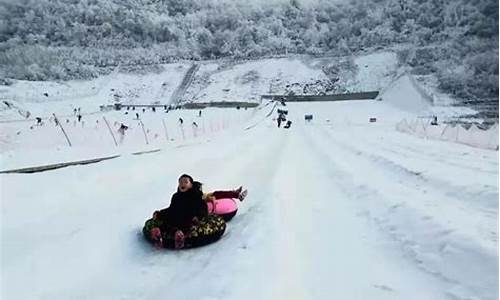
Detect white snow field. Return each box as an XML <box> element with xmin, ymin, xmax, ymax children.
<box><xmin>0</xmin><ymin>107</ymin><xmax>254</xmax><ymax>170</ymax></box>
<box><xmin>1</xmin><ymin>51</ymin><xmax>497</xmax><ymax>300</ymax></box>
<box><xmin>1</xmin><ymin>97</ymin><xmax>498</xmax><ymax>300</ymax></box>
<box><xmin>185</xmin><ymin>57</ymin><xmax>328</xmax><ymax>103</ymax></box>
<box><xmin>0</xmin><ymin>62</ymin><xmax>190</xmax><ymax>120</ymax></box>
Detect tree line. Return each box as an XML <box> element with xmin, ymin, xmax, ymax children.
<box><xmin>0</xmin><ymin>0</ymin><xmax>497</xmax><ymax>101</ymax></box>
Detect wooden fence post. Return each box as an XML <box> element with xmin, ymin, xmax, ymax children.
<box><xmin>102</xmin><ymin>116</ymin><xmax>118</xmax><ymax>147</ymax></box>
<box><xmin>162</xmin><ymin>119</ymin><xmax>169</xmax><ymax>141</ymax></box>
<box><xmin>140</xmin><ymin>121</ymin><xmax>149</xmax><ymax>145</ymax></box>
<box><xmin>53</xmin><ymin>113</ymin><xmax>72</xmax><ymax>147</ymax></box>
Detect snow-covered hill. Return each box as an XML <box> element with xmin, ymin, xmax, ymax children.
<box><xmin>1</xmin><ymin>99</ymin><xmax>497</xmax><ymax>300</ymax></box>
<box><xmin>0</xmin><ymin>52</ymin><xmax>485</xmax><ymax>170</ymax></box>
<box><xmin>1</xmin><ymin>50</ymin><xmax>498</xmax><ymax>299</ymax></box>
<box><xmin>0</xmin><ymin>63</ymin><xmax>190</xmax><ymax>121</ymax></box>
<box><xmin>0</xmin><ymin>52</ymin><xmax>401</xmax><ymax>120</ymax></box>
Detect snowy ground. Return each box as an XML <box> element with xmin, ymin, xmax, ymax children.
<box><xmin>1</xmin><ymin>51</ymin><xmax>478</xmax><ymax>169</ymax></box>
<box><xmin>380</xmin><ymin>74</ymin><xmax>477</xmax><ymax>119</ymax></box>
<box><xmin>0</xmin><ymin>107</ymin><xmax>254</xmax><ymax>170</ymax></box>
<box><xmin>1</xmin><ymin>99</ymin><xmax>498</xmax><ymax>300</ymax></box>
<box><xmin>0</xmin><ymin>63</ymin><xmax>189</xmax><ymax>121</ymax></box>
<box><xmin>179</xmin><ymin>51</ymin><xmax>401</xmax><ymax>104</ymax></box>
<box><xmin>0</xmin><ymin>51</ymin><xmax>475</xmax><ymax>124</ymax></box>
<box><xmin>183</xmin><ymin>57</ymin><xmax>329</xmax><ymax>103</ymax></box>
<box><xmin>349</xmin><ymin>51</ymin><xmax>399</xmax><ymax>92</ymax></box>
<box><xmin>1</xmin><ymin>51</ymin><xmax>496</xmax><ymax>300</ymax></box>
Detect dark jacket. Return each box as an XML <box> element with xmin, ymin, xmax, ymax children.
<box><xmin>156</xmin><ymin>187</ymin><xmax>208</xmax><ymax>230</ymax></box>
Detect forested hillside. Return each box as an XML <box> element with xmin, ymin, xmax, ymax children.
<box><xmin>0</xmin><ymin>0</ymin><xmax>497</xmax><ymax>100</ymax></box>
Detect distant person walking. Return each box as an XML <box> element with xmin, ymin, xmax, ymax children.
<box><xmin>117</xmin><ymin>123</ymin><xmax>128</xmax><ymax>144</ymax></box>
<box><xmin>277</xmin><ymin>112</ymin><xmax>286</xmax><ymax>128</ymax></box>
<box><xmin>192</xmin><ymin>121</ymin><xmax>199</xmax><ymax>137</ymax></box>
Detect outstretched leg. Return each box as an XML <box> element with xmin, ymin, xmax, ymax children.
<box><xmin>212</xmin><ymin>188</ymin><xmax>248</xmax><ymax>202</ymax></box>
<box><xmin>212</xmin><ymin>190</ymin><xmax>239</xmax><ymax>199</ymax></box>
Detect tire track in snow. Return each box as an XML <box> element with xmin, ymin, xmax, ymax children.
<box><xmin>339</xmin><ymin>125</ymin><xmax>498</xmax><ymax>181</ymax></box>
<box><xmin>144</xmin><ymin>121</ymin><xmax>290</xmax><ymax>300</ymax></box>
<box><xmin>299</xmin><ymin>124</ymin><xmax>498</xmax><ymax>300</ymax></box>
<box><xmin>248</xmin><ymin>122</ymin><xmax>453</xmax><ymax>299</ymax></box>
<box><xmin>371</xmin><ymin>137</ymin><xmax>498</xmax><ymax>175</ymax></box>
<box><xmin>126</xmin><ymin>115</ymin><xmax>290</xmax><ymax>299</ymax></box>
<box><xmin>314</xmin><ymin>125</ymin><xmax>498</xmax><ymax>230</ymax></box>
<box><xmin>0</xmin><ymin>118</ymin><xmax>284</xmax><ymax>300</ymax></box>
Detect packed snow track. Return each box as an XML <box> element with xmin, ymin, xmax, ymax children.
<box><xmin>2</xmin><ymin>101</ymin><xmax>498</xmax><ymax>300</ymax></box>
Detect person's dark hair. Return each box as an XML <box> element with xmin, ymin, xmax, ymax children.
<box><xmin>179</xmin><ymin>174</ymin><xmax>193</xmax><ymax>183</ymax></box>
<box><xmin>177</xmin><ymin>174</ymin><xmax>203</xmax><ymax>193</ymax></box>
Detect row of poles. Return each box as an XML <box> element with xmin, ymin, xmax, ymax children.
<box><xmin>52</xmin><ymin>113</ymin><xmax>234</xmax><ymax>148</ymax></box>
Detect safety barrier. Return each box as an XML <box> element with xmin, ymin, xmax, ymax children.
<box><xmin>396</xmin><ymin>118</ymin><xmax>499</xmax><ymax>150</ymax></box>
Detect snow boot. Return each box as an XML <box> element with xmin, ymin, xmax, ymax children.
<box><xmin>174</xmin><ymin>230</ymin><xmax>185</xmax><ymax>249</ymax></box>
<box><xmin>235</xmin><ymin>186</ymin><xmax>243</xmax><ymax>194</ymax></box>
<box><xmin>238</xmin><ymin>189</ymin><xmax>248</xmax><ymax>202</ymax></box>
<box><xmin>150</xmin><ymin>227</ymin><xmax>163</xmax><ymax>248</ymax></box>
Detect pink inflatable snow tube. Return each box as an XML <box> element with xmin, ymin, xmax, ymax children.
<box><xmin>207</xmin><ymin>198</ymin><xmax>238</xmax><ymax>221</ymax></box>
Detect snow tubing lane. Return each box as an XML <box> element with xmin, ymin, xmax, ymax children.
<box><xmin>143</xmin><ymin>214</ymin><xmax>226</xmax><ymax>249</ymax></box>
<box><xmin>207</xmin><ymin>198</ymin><xmax>238</xmax><ymax>222</ymax></box>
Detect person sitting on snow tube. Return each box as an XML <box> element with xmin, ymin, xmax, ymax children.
<box><xmin>144</xmin><ymin>174</ymin><xmax>226</xmax><ymax>249</ymax></box>
<box><xmin>168</xmin><ymin>176</ymin><xmax>248</xmax><ymax>221</ymax></box>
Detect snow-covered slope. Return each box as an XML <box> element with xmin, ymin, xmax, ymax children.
<box><xmin>381</xmin><ymin>74</ymin><xmax>432</xmax><ymax>113</ymax></box>
<box><xmin>184</xmin><ymin>57</ymin><xmax>329</xmax><ymax>103</ymax></box>
<box><xmin>0</xmin><ymin>51</ymin><xmax>413</xmax><ymax>122</ymax></box>
<box><xmin>0</xmin><ymin>107</ymin><xmax>256</xmax><ymax>170</ymax></box>
<box><xmin>182</xmin><ymin>51</ymin><xmax>400</xmax><ymax>104</ymax></box>
<box><xmin>1</xmin><ymin>100</ymin><xmax>497</xmax><ymax>300</ymax></box>
<box><xmin>349</xmin><ymin>51</ymin><xmax>399</xmax><ymax>92</ymax></box>
<box><xmin>0</xmin><ymin>63</ymin><xmax>189</xmax><ymax>121</ymax></box>
<box><xmin>0</xmin><ymin>52</ymin><xmax>486</xmax><ymax>172</ymax></box>
<box><xmin>379</xmin><ymin>73</ymin><xmax>477</xmax><ymax>119</ymax></box>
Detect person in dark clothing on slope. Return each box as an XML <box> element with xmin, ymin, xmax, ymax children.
<box><xmin>151</xmin><ymin>174</ymin><xmax>208</xmax><ymax>249</ymax></box>
<box><xmin>277</xmin><ymin>112</ymin><xmax>286</xmax><ymax>128</ymax></box>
